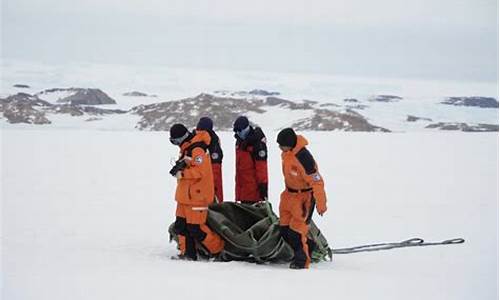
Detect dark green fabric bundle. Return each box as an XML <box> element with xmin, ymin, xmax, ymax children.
<box><xmin>169</xmin><ymin>202</ymin><xmax>332</xmax><ymax>263</ymax></box>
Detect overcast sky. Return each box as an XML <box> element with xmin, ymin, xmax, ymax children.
<box><xmin>2</xmin><ymin>0</ymin><xmax>498</xmax><ymax>81</ymax></box>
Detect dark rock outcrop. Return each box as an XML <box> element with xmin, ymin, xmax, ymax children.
<box><xmin>425</xmin><ymin>122</ymin><xmax>498</xmax><ymax>132</ymax></box>
<box><xmin>264</xmin><ymin>97</ymin><xmax>314</xmax><ymax>110</ymax></box>
<box><xmin>0</xmin><ymin>92</ymin><xmax>126</xmax><ymax>124</ymax></box>
<box><xmin>291</xmin><ymin>109</ymin><xmax>390</xmax><ymax>132</ymax></box>
<box><xmin>0</xmin><ymin>93</ymin><xmax>52</xmax><ymax>124</ymax></box>
<box><xmin>13</xmin><ymin>84</ymin><xmax>30</xmax><ymax>88</ymax></box>
<box><xmin>344</xmin><ymin>98</ymin><xmax>359</xmax><ymax>103</ymax></box>
<box><xmin>407</xmin><ymin>115</ymin><xmax>433</xmax><ymax>122</ymax></box>
<box><xmin>369</xmin><ymin>95</ymin><xmax>403</xmax><ymax>102</ymax></box>
<box><xmin>303</xmin><ymin>100</ymin><xmax>318</xmax><ymax>105</ymax></box>
<box><xmin>345</xmin><ymin>104</ymin><xmax>369</xmax><ymax>110</ymax></box>
<box><xmin>214</xmin><ymin>89</ymin><xmax>280</xmax><ymax>97</ymax></box>
<box><xmin>46</xmin><ymin>105</ymin><xmax>126</xmax><ymax>116</ymax></box>
<box><xmin>123</xmin><ymin>91</ymin><xmax>150</xmax><ymax>97</ymax></box>
<box><xmin>441</xmin><ymin>97</ymin><xmax>499</xmax><ymax>108</ymax></box>
<box><xmin>248</xmin><ymin>89</ymin><xmax>280</xmax><ymax>96</ymax></box>
<box><xmin>37</xmin><ymin>88</ymin><xmax>117</xmax><ymax>105</ymax></box>
<box><xmin>319</xmin><ymin>103</ymin><xmax>341</xmax><ymax>108</ymax></box>
<box><xmin>37</xmin><ymin>88</ymin><xmax>116</xmax><ymax>105</ymax></box>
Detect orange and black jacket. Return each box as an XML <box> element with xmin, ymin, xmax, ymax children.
<box><xmin>281</xmin><ymin>135</ymin><xmax>327</xmax><ymax>211</ymax></box>
<box><xmin>175</xmin><ymin>131</ymin><xmax>214</xmax><ymax>206</ymax></box>
<box><xmin>235</xmin><ymin>126</ymin><xmax>268</xmax><ymax>202</ymax></box>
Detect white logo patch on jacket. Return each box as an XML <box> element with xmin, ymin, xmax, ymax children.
<box><xmin>312</xmin><ymin>173</ymin><xmax>321</xmax><ymax>182</ymax></box>
<box><xmin>194</xmin><ymin>156</ymin><xmax>203</xmax><ymax>165</ymax></box>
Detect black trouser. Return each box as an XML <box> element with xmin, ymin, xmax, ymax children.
<box><xmin>174</xmin><ymin>217</ymin><xmax>207</xmax><ymax>260</ymax></box>
<box><xmin>280</xmin><ymin>225</ymin><xmax>316</xmax><ymax>267</ymax></box>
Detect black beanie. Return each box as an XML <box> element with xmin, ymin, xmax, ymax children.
<box><xmin>233</xmin><ymin>116</ymin><xmax>249</xmax><ymax>132</ymax></box>
<box><xmin>196</xmin><ymin>117</ymin><xmax>213</xmax><ymax>130</ymax></box>
<box><xmin>170</xmin><ymin>123</ymin><xmax>189</xmax><ymax>139</ymax></box>
<box><xmin>277</xmin><ymin>128</ymin><xmax>297</xmax><ymax>148</ymax></box>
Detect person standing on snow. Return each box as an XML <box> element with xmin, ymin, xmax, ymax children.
<box><xmin>169</xmin><ymin>123</ymin><xmax>224</xmax><ymax>260</ymax></box>
<box><xmin>196</xmin><ymin>117</ymin><xmax>224</xmax><ymax>203</ymax></box>
<box><xmin>276</xmin><ymin>128</ymin><xmax>327</xmax><ymax>269</ymax></box>
<box><xmin>233</xmin><ymin>116</ymin><xmax>268</xmax><ymax>204</ymax></box>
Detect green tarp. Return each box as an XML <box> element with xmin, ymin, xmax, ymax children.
<box><xmin>169</xmin><ymin>202</ymin><xmax>332</xmax><ymax>263</ymax></box>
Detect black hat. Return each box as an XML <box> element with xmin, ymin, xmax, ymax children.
<box><xmin>169</xmin><ymin>123</ymin><xmax>190</xmax><ymax>145</ymax></box>
<box><xmin>196</xmin><ymin>117</ymin><xmax>213</xmax><ymax>131</ymax></box>
<box><xmin>276</xmin><ymin>128</ymin><xmax>297</xmax><ymax>148</ymax></box>
<box><xmin>170</xmin><ymin>123</ymin><xmax>188</xmax><ymax>138</ymax></box>
<box><xmin>233</xmin><ymin>116</ymin><xmax>249</xmax><ymax>132</ymax></box>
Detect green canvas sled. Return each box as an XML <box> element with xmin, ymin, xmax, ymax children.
<box><xmin>168</xmin><ymin>201</ymin><xmax>332</xmax><ymax>264</ymax></box>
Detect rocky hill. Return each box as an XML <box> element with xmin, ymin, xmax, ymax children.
<box><xmin>0</xmin><ymin>93</ymin><xmax>126</xmax><ymax>124</ymax></box>
<box><xmin>425</xmin><ymin>122</ymin><xmax>499</xmax><ymax>132</ymax></box>
<box><xmin>0</xmin><ymin>93</ymin><xmax>52</xmax><ymax>124</ymax></box>
<box><xmin>130</xmin><ymin>93</ymin><xmax>390</xmax><ymax>132</ymax></box>
<box><xmin>2</xmin><ymin>89</ymin><xmax>498</xmax><ymax>132</ymax></box>
<box><xmin>37</xmin><ymin>88</ymin><xmax>116</xmax><ymax>105</ymax></box>
<box><xmin>130</xmin><ymin>93</ymin><xmax>266</xmax><ymax>131</ymax></box>
<box><xmin>291</xmin><ymin>109</ymin><xmax>389</xmax><ymax>132</ymax></box>
<box><xmin>441</xmin><ymin>97</ymin><xmax>499</xmax><ymax>108</ymax></box>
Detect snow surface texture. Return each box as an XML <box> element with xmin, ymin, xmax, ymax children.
<box><xmin>2</xmin><ymin>129</ymin><xmax>498</xmax><ymax>300</ymax></box>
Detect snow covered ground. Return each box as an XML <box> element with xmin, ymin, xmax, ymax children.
<box><xmin>1</xmin><ymin>129</ymin><xmax>498</xmax><ymax>299</ymax></box>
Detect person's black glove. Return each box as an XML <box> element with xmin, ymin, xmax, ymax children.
<box><xmin>258</xmin><ymin>183</ymin><xmax>268</xmax><ymax>200</ymax></box>
<box><xmin>169</xmin><ymin>159</ymin><xmax>187</xmax><ymax>177</ymax></box>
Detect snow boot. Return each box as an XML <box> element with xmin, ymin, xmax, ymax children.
<box><xmin>171</xmin><ymin>254</ymin><xmax>197</xmax><ymax>261</ymax></box>
<box><xmin>289</xmin><ymin>262</ymin><xmax>307</xmax><ymax>269</ymax></box>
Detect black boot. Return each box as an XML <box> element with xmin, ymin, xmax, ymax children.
<box><xmin>289</xmin><ymin>261</ymin><xmax>307</xmax><ymax>269</ymax></box>
<box><xmin>287</xmin><ymin>229</ymin><xmax>308</xmax><ymax>269</ymax></box>
<box><xmin>174</xmin><ymin>217</ymin><xmax>197</xmax><ymax>261</ymax></box>
<box><xmin>171</xmin><ymin>254</ymin><xmax>197</xmax><ymax>261</ymax></box>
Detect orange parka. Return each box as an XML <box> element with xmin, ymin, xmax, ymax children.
<box><xmin>175</xmin><ymin>131</ymin><xmax>214</xmax><ymax>206</ymax></box>
<box><xmin>281</xmin><ymin>135</ymin><xmax>327</xmax><ymax>212</ymax></box>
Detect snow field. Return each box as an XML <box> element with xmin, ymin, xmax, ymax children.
<box><xmin>1</xmin><ymin>129</ymin><xmax>498</xmax><ymax>299</ymax></box>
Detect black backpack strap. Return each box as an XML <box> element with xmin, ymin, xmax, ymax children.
<box><xmin>184</xmin><ymin>141</ymin><xmax>208</xmax><ymax>157</ymax></box>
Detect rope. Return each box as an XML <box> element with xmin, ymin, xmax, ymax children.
<box><xmin>332</xmin><ymin>237</ymin><xmax>465</xmax><ymax>254</ymax></box>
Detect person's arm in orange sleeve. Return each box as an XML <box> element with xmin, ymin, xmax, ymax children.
<box><xmin>297</xmin><ymin>159</ymin><xmax>327</xmax><ymax>216</ymax></box>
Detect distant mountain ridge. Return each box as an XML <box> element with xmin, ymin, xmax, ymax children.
<box><xmin>1</xmin><ymin>88</ymin><xmax>498</xmax><ymax>132</ymax></box>
<box><xmin>130</xmin><ymin>93</ymin><xmax>390</xmax><ymax>132</ymax></box>
<box><xmin>36</xmin><ymin>88</ymin><xmax>116</xmax><ymax>105</ymax></box>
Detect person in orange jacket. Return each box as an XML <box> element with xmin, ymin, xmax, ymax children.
<box><xmin>196</xmin><ymin>117</ymin><xmax>224</xmax><ymax>203</ymax></box>
<box><xmin>276</xmin><ymin>128</ymin><xmax>327</xmax><ymax>269</ymax></box>
<box><xmin>169</xmin><ymin>123</ymin><xmax>224</xmax><ymax>260</ymax></box>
